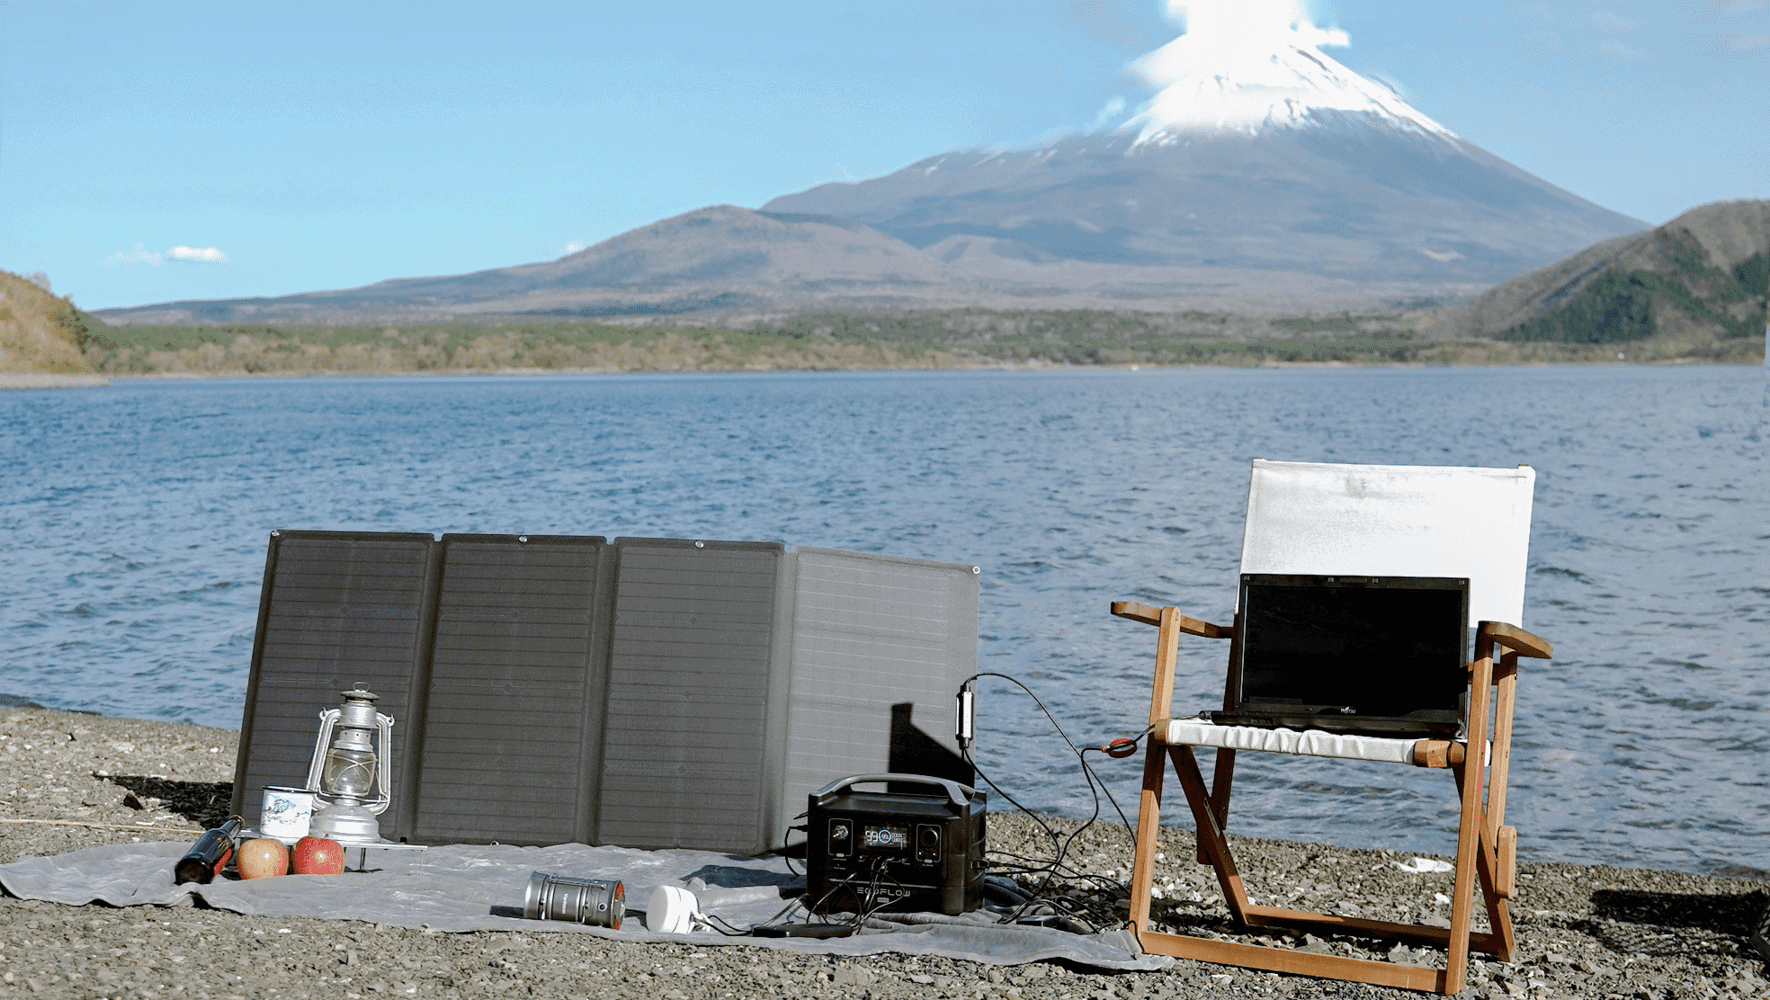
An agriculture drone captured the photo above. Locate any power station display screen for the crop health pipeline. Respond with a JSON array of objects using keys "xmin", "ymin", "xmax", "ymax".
[{"xmin": 863, "ymin": 824, "xmax": 909, "ymax": 852}]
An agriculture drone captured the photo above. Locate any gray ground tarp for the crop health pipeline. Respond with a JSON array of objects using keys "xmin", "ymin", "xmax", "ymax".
[{"xmin": 0, "ymin": 842, "xmax": 1168, "ymax": 972}]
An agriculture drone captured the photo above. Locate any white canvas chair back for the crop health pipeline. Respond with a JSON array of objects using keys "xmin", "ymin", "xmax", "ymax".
[{"xmin": 1239, "ymin": 459, "xmax": 1536, "ymax": 628}]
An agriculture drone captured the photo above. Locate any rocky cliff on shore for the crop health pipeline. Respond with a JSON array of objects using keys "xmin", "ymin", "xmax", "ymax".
[
  {"xmin": 0, "ymin": 268, "xmax": 110, "ymax": 387},
  {"xmin": 2, "ymin": 706, "xmax": 1765, "ymax": 998}
]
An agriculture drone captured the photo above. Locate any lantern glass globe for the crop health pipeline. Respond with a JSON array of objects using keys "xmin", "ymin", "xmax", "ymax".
[{"xmin": 322, "ymin": 746, "xmax": 376, "ymax": 799}]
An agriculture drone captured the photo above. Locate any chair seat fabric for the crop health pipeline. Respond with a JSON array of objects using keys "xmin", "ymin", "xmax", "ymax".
[{"xmin": 1165, "ymin": 718, "xmax": 1420, "ymax": 764}]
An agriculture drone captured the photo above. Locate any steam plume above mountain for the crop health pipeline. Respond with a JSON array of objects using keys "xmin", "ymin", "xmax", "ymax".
[{"xmin": 1124, "ymin": 0, "xmax": 1450, "ymax": 139}]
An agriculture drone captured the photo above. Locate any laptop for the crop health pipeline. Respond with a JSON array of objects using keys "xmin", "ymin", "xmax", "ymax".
[{"xmin": 1210, "ymin": 574, "xmax": 1471, "ymax": 739}]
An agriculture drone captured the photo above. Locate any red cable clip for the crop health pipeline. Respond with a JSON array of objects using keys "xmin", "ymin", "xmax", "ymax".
[{"xmin": 1104, "ymin": 737, "xmax": 1140, "ymax": 759}]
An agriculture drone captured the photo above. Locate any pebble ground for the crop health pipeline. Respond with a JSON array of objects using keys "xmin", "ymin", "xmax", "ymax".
[{"xmin": 3, "ymin": 707, "xmax": 1767, "ymax": 999}]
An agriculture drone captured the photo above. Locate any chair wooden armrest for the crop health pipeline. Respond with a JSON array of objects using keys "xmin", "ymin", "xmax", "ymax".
[
  {"xmin": 1478, "ymin": 621, "xmax": 1552, "ymax": 659},
  {"xmin": 1411, "ymin": 740, "xmax": 1466, "ymax": 768},
  {"xmin": 1111, "ymin": 601, "xmax": 1234, "ymax": 638}
]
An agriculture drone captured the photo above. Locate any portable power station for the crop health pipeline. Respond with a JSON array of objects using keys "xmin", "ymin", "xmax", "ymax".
[{"xmin": 805, "ymin": 773, "xmax": 986, "ymax": 916}]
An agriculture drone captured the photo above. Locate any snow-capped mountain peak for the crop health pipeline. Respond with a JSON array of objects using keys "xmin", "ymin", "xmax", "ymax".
[{"xmin": 1120, "ymin": 1, "xmax": 1456, "ymax": 142}]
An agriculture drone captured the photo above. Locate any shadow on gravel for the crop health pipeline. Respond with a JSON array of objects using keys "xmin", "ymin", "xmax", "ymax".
[
  {"xmin": 1590, "ymin": 888, "xmax": 1767, "ymax": 932},
  {"xmin": 1581, "ymin": 888, "xmax": 1767, "ymax": 956},
  {"xmin": 106, "ymin": 776, "xmax": 234, "ymax": 828}
]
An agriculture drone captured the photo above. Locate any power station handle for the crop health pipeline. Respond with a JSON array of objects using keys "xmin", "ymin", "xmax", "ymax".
[{"xmin": 812, "ymin": 773, "xmax": 975, "ymax": 809}]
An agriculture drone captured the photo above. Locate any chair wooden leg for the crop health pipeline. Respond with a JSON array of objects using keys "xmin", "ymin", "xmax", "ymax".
[
  {"xmin": 1453, "ymin": 762, "xmax": 1517, "ymax": 961},
  {"xmin": 1445, "ymin": 639, "xmax": 1496, "ymax": 992},
  {"xmin": 1127, "ymin": 733, "xmax": 1169, "ymax": 937},
  {"xmin": 1196, "ymin": 747, "xmax": 1237, "ymax": 865},
  {"xmin": 1488, "ymin": 653, "xmax": 1518, "ymax": 836},
  {"xmin": 1475, "ymin": 806, "xmax": 1517, "ymax": 960},
  {"xmin": 1141, "ymin": 606, "xmax": 1184, "ymax": 876},
  {"xmin": 1199, "ymin": 611, "xmax": 1243, "ymax": 865},
  {"xmin": 1170, "ymin": 743, "xmax": 1252, "ymax": 922}
]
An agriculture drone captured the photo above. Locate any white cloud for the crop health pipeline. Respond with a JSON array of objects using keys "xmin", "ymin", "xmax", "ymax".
[
  {"xmin": 100, "ymin": 242, "xmax": 229, "ymax": 266},
  {"xmin": 166, "ymin": 245, "xmax": 228, "ymax": 263},
  {"xmin": 1720, "ymin": 31, "xmax": 1770, "ymax": 48},
  {"xmin": 1121, "ymin": 0, "xmax": 1455, "ymax": 138},
  {"xmin": 101, "ymin": 244, "xmax": 162, "ymax": 266},
  {"xmin": 1089, "ymin": 95, "xmax": 1128, "ymax": 130},
  {"xmin": 1294, "ymin": 22, "xmax": 1350, "ymax": 48},
  {"xmin": 1163, "ymin": 0, "xmax": 1348, "ymax": 47}
]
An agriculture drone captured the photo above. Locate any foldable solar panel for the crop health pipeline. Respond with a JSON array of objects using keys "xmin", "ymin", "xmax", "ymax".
[
  {"xmin": 778, "ymin": 548, "xmax": 978, "ymax": 839},
  {"xmin": 231, "ymin": 531, "xmax": 439, "ymax": 839},
  {"xmin": 596, "ymin": 538, "xmax": 787, "ymax": 855},
  {"xmin": 234, "ymin": 531, "xmax": 978, "ymax": 854},
  {"xmin": 407, "ymin": 535, "xmax": 611, "ymax": 845}
]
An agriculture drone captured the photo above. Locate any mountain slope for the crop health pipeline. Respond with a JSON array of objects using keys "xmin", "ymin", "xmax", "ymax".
[
  {"xmin": 0, "ymin": 269, "xmax": 103, "ymax": 374},
  {"xmin": 1424, "ymin": 199, "xmax": 1769, "ymax": 343},
  {"xmin": 762, "ymin": 122, "xmax": 1644, "ymax": 288},
  {"xmin": 96, "ymin": 207, "xmax": 982, "ymax": 325}
]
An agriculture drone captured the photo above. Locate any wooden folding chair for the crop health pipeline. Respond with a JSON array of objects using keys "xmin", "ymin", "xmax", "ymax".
[{"xmin": 1114, "ymin": 460, "xmax": 1553, "ymax": 995}]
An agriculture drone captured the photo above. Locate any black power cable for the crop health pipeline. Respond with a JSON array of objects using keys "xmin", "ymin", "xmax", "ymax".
[
  {"xmin": 958, "ymin": 671, "xmax": 1156, "ymax": 927},
  {"xmin": 732, "ymin": 669, "xmax": 1156, "ymax": 938}
]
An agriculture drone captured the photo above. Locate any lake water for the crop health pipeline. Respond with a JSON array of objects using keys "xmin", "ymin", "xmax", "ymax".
[{"xmin": 2, "ymin": 366, "xmax": 1763, "ymax": 873}]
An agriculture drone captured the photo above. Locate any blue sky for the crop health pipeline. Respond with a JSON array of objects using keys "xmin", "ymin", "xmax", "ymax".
[{"xmin": 4, "ymin": 0, "xmax": 1767, "ymax": 311}]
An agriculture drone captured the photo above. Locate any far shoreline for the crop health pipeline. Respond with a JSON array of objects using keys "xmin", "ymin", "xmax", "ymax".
[
  {"xmin": 58, "ymin": 309, "xmax": 1766, "ymax": 380},
  {"xmin": 7, "ymin": 353, "xmax": 1757, "ymax": 391}
]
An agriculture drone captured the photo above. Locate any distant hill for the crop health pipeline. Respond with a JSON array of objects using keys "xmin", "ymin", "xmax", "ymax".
[
  {"xmin": 1424, "ymin": 199, "xmax": 1769, "ymax": 344},
  {"xmin": 95, "ymin": 207, "xmax": 986, "ymax": 326},
  {"xmin": 0, "ymin": 269, "xmax": 105, "ymax": 376}
]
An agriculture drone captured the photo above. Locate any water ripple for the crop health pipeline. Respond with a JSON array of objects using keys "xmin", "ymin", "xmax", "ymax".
[{"xmin": 0, "ymin": 365, "xmax": 1762, "ymax": 872}]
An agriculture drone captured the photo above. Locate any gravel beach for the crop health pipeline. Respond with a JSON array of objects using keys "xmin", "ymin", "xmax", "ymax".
[{"xmin": 2, "ymin": 706, "xmax": 1766, "ymax": 999}]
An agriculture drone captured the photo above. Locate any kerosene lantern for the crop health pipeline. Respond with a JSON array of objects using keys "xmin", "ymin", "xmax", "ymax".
[{"xmin": 304, "ymin": 684, "xmax": 395, "ymax": 843}]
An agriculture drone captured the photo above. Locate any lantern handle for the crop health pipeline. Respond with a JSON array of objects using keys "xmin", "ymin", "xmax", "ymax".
[
  {"xmin": 304, "ymin": 708, "xmax": 341, "ymax": 794},
  {"xmin": 369, "ymin": 712, "xmax": 395, "ymax": 815}
]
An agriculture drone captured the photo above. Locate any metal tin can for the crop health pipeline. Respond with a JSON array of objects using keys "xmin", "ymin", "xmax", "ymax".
[
  {"xmin": 259, "ymin": 785, "xmax": 315, "ymax": 841},
  {"xmin": 522, "ymin": 871, "xmax": 624, "ymax": 929}
]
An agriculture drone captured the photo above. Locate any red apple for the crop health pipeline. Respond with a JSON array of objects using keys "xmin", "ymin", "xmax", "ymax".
[
  {"xmin": 236, "ymin": 838, "xmax": 289, "ymax": 879},
  {"xmin": 292, "ymin": 835, "xmax": 345, "ymax": 875}
]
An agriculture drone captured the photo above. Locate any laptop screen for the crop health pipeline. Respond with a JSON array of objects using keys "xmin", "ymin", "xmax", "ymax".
[{"xmin": 1228, "ymin": 574, "xmax": 1470, "ymax": 735}]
